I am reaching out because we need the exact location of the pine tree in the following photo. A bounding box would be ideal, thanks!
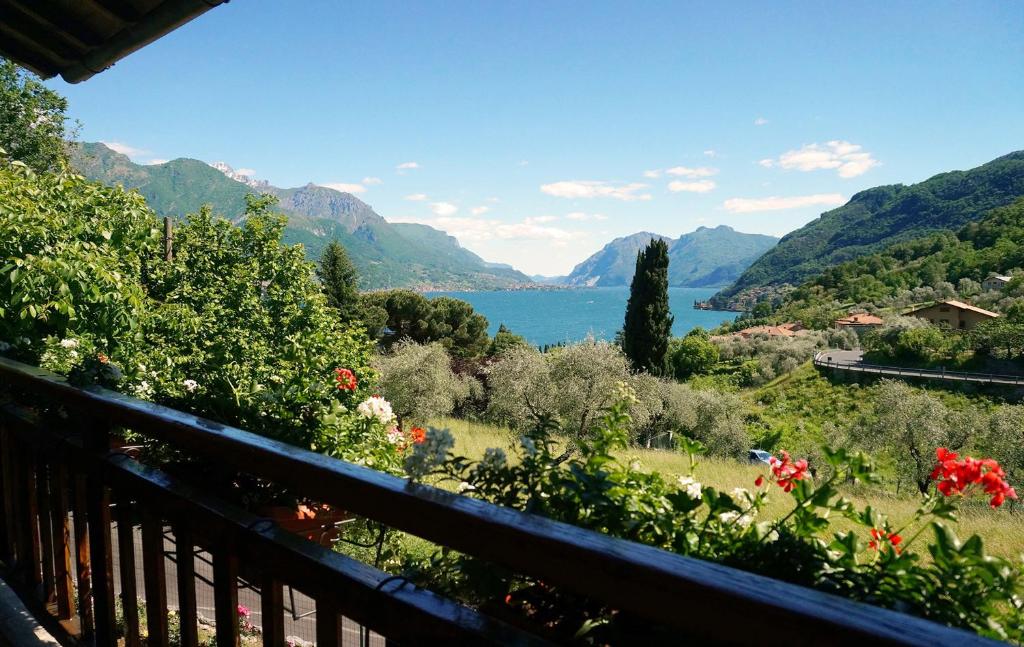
[622,239,673,375]
[318,241,360,322]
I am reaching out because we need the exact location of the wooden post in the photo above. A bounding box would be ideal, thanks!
[163,216,173,262]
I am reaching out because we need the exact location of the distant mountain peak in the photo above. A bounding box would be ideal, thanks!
[209,161,270,190]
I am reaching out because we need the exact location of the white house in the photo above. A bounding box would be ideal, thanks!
[982,274,1012,292]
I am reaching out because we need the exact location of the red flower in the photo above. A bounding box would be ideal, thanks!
[334,368,357,391]
[410,427,427,444]
[768,451,809,492]
[754,475,764,487]
[930,447,1017,508]
[868,528,902,553]
[96,352,109,364]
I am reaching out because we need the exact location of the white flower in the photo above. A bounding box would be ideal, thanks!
[135,381,153,398]
[730,487,752,503]
[183,379,199,393]
[718,510,755,529]
[356,396,396,425]
[385,426,403,444]
[678,475,702,500]
[59,338,79,349]
[68,350,79,360]
[457,481,476,493]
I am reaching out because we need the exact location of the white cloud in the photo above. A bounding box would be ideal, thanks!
[392,216,576,243]
[430,202,458,216]
[363,176,383,185]
[565,212,608,221]
[754,117,769,126]
[665,166,717,178]
[404,193,429,201]
[525,215,558,224]
[703,150,717,157]
[668,179,716,193]
[722,193,847,213]
[396,161,420,170]
[486,197,500,203]
[321,182,366,194]
[145,158,169,165]
[762,140,879,178]
[470,206,490,216]
[235,167,256,176]
[518,160,529,166]
[102,141,148,157]
[540,180,651,201]
[643,170,661,179]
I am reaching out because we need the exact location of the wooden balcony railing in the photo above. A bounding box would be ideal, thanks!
[0,356,996,645]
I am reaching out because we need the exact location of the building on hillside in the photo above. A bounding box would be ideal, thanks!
[904,300,999,330]
[834,313,883,331]
[982,274,1012,292]
[716,322,806,340]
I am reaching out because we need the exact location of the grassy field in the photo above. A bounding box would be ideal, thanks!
[432,416,1024,560]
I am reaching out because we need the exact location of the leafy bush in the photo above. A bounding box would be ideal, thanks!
[667,332,719,379]
[405,389,1023,642]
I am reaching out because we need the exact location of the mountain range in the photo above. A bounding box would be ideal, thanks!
[557,226,778,288]
[70,142,532,291]
[713,150,1024,306]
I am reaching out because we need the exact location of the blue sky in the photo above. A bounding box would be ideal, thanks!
[51,1,1024,276]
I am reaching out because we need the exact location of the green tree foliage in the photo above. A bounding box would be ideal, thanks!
[0,59,72,172]
[488,323,527,356]
[776,198,1024,323]
[317,240,360,322]
[358,290,490,357]
[622,239,673,375]
[0,160,376,453]
[862,381,977,493]
[374,341,474,428]
[668,332,720,379]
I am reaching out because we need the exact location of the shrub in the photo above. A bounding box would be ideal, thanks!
[667,334,719,379]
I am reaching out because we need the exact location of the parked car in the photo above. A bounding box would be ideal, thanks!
[748,449,772,465]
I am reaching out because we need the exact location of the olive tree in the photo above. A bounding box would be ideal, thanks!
[374,340,474,428]
[863,381,975,493]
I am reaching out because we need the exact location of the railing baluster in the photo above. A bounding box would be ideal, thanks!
[84,423,116,644]
[50,463,75,620]
[116,493,141,647]
[174,522,199,647]
[213,548,240,647]
[141,511,169,647]
[316,598,342,647]
[23,448,43,592]
[260,574,284,647]
[35,458,57,606]
[72,473,95,639]
[0,424,18,567]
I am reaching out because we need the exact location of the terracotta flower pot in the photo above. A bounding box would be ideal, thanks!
[259,504,350,546]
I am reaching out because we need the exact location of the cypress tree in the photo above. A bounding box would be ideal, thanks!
[622,239,673,375]
[318,241,360,322]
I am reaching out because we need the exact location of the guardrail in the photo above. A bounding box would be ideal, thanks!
[813,351,1024,386]
[0,356,996,645]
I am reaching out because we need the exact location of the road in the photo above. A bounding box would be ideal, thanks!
[813,350,1024,386]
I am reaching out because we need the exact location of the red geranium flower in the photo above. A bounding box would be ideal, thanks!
[334,368,357,391]
[767,451,809,492]
[930,447,1017,508]
[410,427,427,444]
[868,528,902,553]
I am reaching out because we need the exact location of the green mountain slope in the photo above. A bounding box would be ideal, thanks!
[713,151,1024,305]
[776,197,1024,318]
[562,226,777,288]
[70,143,532,290]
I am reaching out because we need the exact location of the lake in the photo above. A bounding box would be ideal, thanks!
[426,287,738,346]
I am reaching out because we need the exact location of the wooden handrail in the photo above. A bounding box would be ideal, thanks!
[0,356,998,645]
